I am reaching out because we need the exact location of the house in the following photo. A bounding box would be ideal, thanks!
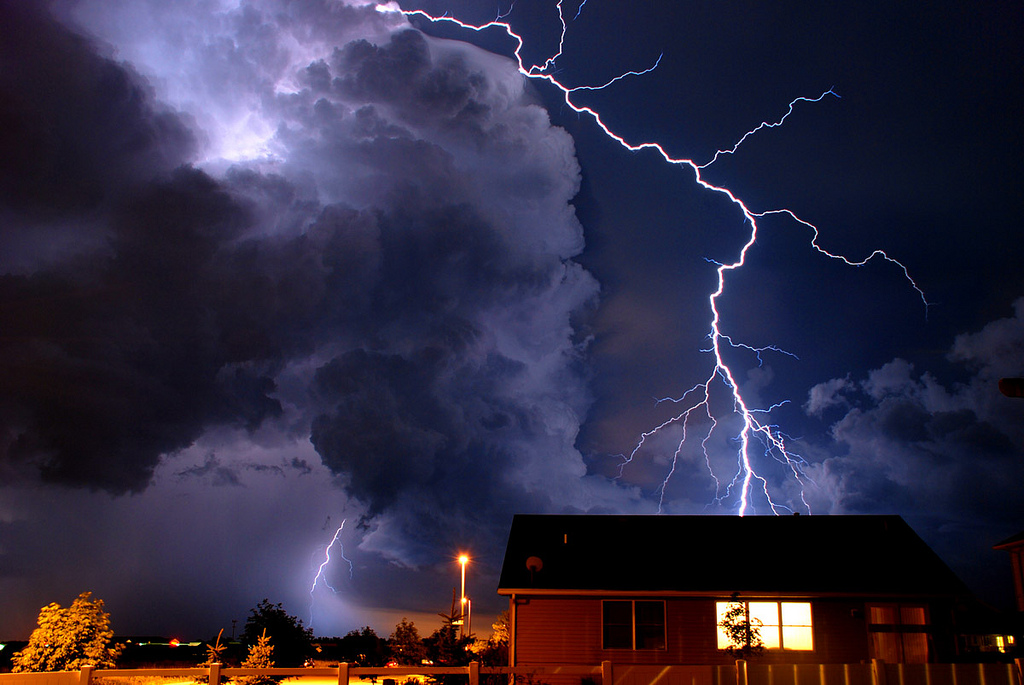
[497,514,975,668]
[994,531,1024,613]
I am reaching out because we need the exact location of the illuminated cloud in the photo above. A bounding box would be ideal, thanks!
[0,0,606,574]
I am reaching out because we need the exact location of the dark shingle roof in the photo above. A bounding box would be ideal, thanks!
[497,514,968,597]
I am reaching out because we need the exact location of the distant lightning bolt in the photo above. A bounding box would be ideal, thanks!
[308,519,353,630]
[386,1,929,516]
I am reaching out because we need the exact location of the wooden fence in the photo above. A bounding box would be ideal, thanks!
[0,660,1019,685]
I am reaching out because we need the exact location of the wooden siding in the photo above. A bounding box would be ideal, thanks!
[512,596,959,666]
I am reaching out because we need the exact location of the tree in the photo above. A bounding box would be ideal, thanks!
[238,629,276,685]
[424,603,473,685]
[242,599,313,668]
[474,611,509,666]
[718,602,765,659]
[388,618,426,666]
[12,592,122,672]
[336,627,388,666]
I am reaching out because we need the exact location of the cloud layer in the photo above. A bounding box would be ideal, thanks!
[0,0,607,575]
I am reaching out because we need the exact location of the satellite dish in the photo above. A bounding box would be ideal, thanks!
[526,556,543,572]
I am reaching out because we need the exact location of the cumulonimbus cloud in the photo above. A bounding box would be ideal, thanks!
[0,0,609,567]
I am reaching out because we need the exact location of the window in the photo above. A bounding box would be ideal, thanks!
[602,600,665,650]
[868,604,930,663]
[716,601,813,651]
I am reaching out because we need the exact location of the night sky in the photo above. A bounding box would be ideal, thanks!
[1,0,1022,641]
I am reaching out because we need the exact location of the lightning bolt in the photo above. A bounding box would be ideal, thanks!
[308,519,353,630]
[386,1,928,516]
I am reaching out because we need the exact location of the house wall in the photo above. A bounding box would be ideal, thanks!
[510,596,954,666]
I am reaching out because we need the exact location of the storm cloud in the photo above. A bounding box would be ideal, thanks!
[802,299,1024,565]
[0,0,602,571]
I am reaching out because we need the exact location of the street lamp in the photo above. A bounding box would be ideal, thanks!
[458,553,469,600]
[458,554,470,636]
[461,596,472,637]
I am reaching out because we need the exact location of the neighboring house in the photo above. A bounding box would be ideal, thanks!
[497,514,976,668]
[994,531,1024,613]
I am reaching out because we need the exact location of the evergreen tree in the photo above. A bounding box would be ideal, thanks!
[13,592,122,672]
[424,604,473,685]
[238,629,276,685]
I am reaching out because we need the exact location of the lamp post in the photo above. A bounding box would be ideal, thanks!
[461,596,472,638]
[458,554,469,636]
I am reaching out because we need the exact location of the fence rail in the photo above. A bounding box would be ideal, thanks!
[0,660,1019,685]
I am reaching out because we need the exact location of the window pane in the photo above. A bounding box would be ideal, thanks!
[605,601,632,624]
[870,606,897,624]
[901,633,929,663]
[900,606,927,626]
[760,626,781,650]
[871,633,900,662]
[782,626,814,651]
[781,603,812,626]
[749,602,779,627]
[603,601,632,649]
[635,601,665,650]
[748,602,779,647]
[717,625,732,650]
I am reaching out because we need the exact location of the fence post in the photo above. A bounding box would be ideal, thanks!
[338,661,350,685]
[871,660,887,685]
[79,665,95,685]
[602,660,614,685]
[470,661,480,685]
[736,660,749,685]
[210,662,222,685]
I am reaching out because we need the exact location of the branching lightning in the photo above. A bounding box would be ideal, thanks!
[385,1,929,516]
[308,519,353,630]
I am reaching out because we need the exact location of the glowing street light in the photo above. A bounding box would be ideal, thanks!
[461,596,472,637]
[458,553,469,600]
[458,553,470,636]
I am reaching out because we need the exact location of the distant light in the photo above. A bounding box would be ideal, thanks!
[458,554,469,565]
[170,638,180,647]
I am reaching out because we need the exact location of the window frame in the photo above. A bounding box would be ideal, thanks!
[602,599,667,651]
[867,603,932,663]
[716,600,814,652]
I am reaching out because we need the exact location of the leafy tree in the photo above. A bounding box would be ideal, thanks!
[388,618,426,666]
[242,599,313,668]
[718,602,765,659]
[474,611,509,667]
[337,626,388,666]
[238,629,277,685]
[12,591,122,672]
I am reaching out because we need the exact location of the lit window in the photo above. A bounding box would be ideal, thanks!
[716,601,813,651]
[602,600,666,650]
[868,604,930,663]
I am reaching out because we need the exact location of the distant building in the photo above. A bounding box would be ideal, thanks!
[497,514,993,668]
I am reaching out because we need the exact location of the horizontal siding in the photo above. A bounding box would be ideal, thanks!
[515,597,880,666]
[516,597,603,663]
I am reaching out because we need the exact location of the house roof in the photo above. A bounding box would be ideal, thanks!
[497,514,969,598]
[993,529,1024,550]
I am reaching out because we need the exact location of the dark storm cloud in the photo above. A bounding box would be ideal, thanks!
[1,0,604,574]
[804,300,1024,526]
[0,3,195,217]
